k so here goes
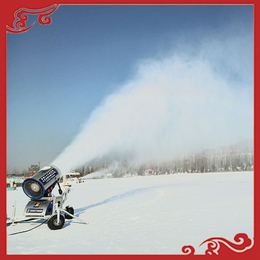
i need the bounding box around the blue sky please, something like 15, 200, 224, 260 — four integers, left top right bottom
7, 5, 254, 173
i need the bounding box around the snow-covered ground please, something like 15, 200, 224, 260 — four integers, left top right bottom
6, 171, 254, 255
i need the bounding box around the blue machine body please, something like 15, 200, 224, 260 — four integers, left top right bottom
22, 166, 61, 200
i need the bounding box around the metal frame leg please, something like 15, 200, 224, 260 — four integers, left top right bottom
60, 209, 87, 224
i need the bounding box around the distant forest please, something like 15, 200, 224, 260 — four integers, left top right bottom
76, 139, 254, 177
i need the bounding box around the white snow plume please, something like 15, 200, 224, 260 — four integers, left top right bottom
52, 51, 253, 174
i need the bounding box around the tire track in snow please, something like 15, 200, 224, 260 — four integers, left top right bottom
74, 183, 184, 216
75, 187, 153, 215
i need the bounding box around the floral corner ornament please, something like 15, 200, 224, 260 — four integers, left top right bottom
182, 233, 254, 255
6, 4, 59, 33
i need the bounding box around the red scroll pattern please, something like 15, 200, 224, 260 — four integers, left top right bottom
182, 233, 253, 255
6, 4, 58, 33
182, 245, 195, 255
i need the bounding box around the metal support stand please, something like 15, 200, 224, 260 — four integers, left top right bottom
11, 200, 17, 226
7, 183, 87, 229
60, 208, 87, 224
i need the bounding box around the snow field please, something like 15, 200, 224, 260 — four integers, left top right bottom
6, 171, 254, 254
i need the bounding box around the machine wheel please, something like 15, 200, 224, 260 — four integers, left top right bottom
47, 215, 65, 230
65, 206, 74, 219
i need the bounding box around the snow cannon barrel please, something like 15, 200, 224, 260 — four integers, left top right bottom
22, 165, 61, 199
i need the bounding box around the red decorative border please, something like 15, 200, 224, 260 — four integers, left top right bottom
182, 233, 254, 255
6, 4, 59, 33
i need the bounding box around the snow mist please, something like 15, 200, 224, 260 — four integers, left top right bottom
52, 47, 253, 174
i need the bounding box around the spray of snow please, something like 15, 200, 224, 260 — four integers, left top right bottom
52, 37, 253, 174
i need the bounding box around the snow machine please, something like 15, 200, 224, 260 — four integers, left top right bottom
8, 165, 86, 230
